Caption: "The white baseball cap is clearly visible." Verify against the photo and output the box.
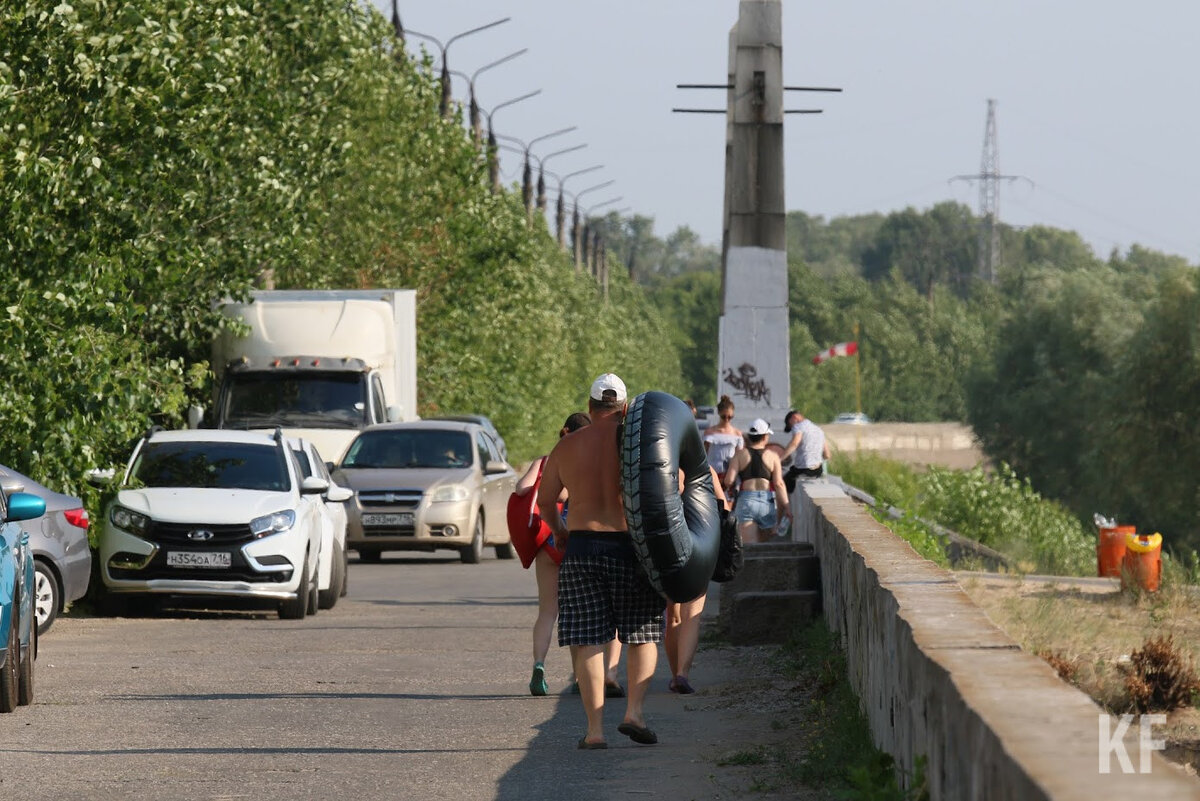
[747,418,773,436]
[589,373,627,402]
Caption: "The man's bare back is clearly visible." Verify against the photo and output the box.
[538,410,626,539]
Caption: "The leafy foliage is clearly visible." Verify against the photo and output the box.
[0,0,684,507]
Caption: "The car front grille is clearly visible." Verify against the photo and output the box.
[149,521,256,545]
[356,489,423,509]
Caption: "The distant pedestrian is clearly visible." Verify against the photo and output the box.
[664,466,729,695]
[723,418,790,544]
[780,409,831,493]
[538,373,662,749]
[514,412,621,697]
[703,395,743,476]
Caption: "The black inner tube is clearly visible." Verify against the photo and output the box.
[621,391,721,603]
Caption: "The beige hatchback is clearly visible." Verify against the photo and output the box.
[333,420,517,563]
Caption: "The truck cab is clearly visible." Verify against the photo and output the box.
[204,290,418,463]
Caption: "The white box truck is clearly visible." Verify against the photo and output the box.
[207,289,418,462]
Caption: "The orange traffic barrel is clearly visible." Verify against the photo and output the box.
[1097,525,1135,578]
[1121,532,1163,592]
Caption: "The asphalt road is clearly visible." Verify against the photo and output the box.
[0,552,776,801]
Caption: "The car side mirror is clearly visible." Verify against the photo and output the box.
[5,491,45,523]
[326,485,354,503]
[86,468,116,487]
[484,460,509,475]
[300,476,330,495]
[186,404,204,429]
[386,405,404,422]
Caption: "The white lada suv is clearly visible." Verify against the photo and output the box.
[95,428,327,619]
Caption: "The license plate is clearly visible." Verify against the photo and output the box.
[166,551,231,568]
[361,513,413,527]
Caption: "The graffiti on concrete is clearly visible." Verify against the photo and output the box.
[723,362,771,404]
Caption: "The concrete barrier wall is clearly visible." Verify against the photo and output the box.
[794,481,1200,800]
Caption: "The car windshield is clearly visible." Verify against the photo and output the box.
[129,441,290,491]
[342,430,472,470]
[223,373,366,429]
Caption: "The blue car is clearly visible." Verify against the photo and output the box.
[0,490,46,712]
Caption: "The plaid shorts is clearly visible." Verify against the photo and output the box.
[557,532,664,646]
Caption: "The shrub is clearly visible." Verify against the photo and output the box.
[1124,635,1200,713]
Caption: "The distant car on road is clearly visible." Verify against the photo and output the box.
[426,414,507,462]
[334,420,517,564]
[831,412,871,425]
[0,465,91,635]
[92,428,328,620]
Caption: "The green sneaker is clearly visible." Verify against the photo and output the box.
[529,663,548,696]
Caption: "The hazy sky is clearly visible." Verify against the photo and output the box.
[374,1,1200,261]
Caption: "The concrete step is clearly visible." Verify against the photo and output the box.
[727,590,820,644]
[717,551,822,624]
[745,541,815,557]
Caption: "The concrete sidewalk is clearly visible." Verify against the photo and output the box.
[494,581,812,800]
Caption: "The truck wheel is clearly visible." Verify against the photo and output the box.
[460,517,484,564]
[494,542,516,560]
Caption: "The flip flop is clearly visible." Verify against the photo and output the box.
[617,722,658,745]
[577,737,608,750]
[673,675,695,695]
[604,681,626,698]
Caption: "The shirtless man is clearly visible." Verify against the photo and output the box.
[537,373,662,750]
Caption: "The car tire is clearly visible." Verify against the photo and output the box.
[278,554,309,620]
[494,542,516,560]
[305,554,319,616]
[0,615,18,713]
[319,541,344,610]
[358,548,381,563]
[33,560,60,636]
[18,618,34,707]
[460,516,484,564]
[339,548,350,597]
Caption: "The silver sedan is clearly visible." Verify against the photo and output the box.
[0,465,92,634]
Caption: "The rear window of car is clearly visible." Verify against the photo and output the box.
[342,430,473,470]
[130,442,290,491]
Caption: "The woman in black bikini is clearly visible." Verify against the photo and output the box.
[722,418,790,544]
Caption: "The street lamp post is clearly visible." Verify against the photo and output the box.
[570,180,615,272]
[554,166,603,250]
[497,127,577,220]
[584,196,623,278]
[534,143,586,214]
[484,91,540,190]
[448,49,527,143]
[405,18,510,118]
[390,0,404,44]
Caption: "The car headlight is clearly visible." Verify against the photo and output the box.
[110,505,150,536]
[250,509,296,538]
[430,484,470,503]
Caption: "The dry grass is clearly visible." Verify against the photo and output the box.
[958,571,1200,774]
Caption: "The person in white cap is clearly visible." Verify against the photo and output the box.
[722,417,790,544]
[537,372,664,749]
